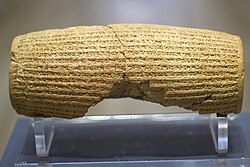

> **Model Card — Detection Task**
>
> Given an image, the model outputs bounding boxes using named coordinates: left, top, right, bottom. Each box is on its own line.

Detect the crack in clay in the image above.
left=204, top=94, right=212, bottom=101
left=105, top=26, right=194, bottom=113
left=191, top=94, right=213, bottom=107
left=106, top=26, right=167, bottom=105
left=106, top=26, right=127, bottom=59
left=106, top=25, right=150, bottom=99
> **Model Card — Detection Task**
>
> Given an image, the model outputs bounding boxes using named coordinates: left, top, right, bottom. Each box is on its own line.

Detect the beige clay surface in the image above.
left=9, top=24, right=244, bottom=118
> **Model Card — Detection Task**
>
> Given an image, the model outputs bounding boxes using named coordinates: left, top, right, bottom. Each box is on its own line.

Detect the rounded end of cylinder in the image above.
left=236, top=36, right=244, bottom=113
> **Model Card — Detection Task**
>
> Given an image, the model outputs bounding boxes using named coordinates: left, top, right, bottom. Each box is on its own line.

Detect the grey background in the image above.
left=0, top=0, right=249, bottom=158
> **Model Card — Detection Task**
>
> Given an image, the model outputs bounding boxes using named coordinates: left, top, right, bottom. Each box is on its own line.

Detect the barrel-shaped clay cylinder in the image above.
left=9, top=24, right=244, bottom=118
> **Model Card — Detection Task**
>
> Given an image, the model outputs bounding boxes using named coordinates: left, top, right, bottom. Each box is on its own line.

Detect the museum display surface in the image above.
left=4, top=24, right=249, bottom=166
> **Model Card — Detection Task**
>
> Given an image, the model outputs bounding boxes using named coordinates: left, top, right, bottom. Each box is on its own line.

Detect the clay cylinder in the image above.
left=9, top=24, right=244, bottom=118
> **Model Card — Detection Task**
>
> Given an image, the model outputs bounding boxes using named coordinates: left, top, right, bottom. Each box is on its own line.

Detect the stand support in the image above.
left=32, top=113, right=233, bottom=157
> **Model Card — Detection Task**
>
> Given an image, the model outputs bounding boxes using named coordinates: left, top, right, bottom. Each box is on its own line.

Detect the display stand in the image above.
left=15, top=112, right=250, bottom=167
left=33, top=112, right=229, bottom=157
left=32, top=118, right=54, bottom=157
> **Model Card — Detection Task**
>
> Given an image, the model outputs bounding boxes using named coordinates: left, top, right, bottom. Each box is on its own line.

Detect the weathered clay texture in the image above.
left=9, top=24, right=244, bottom=118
